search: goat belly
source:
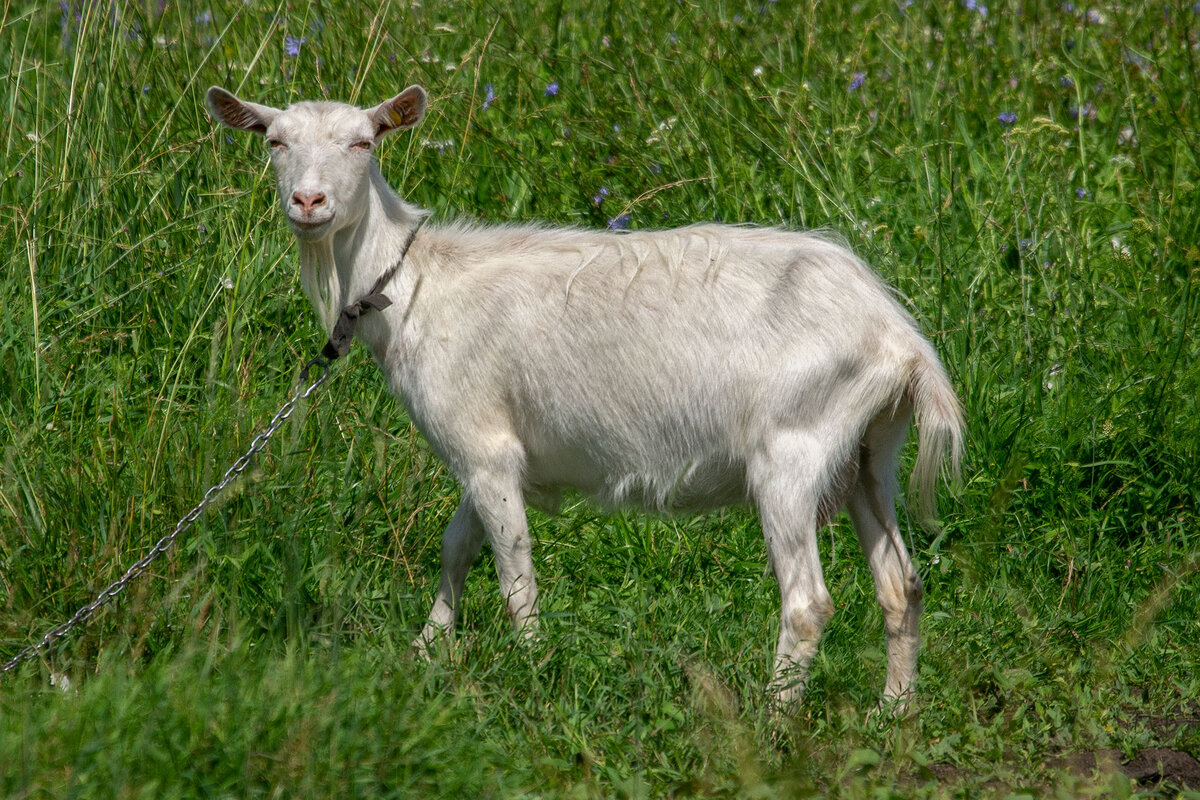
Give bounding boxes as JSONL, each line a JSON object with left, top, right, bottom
{"left": 522, "top": 441, "right": 750, "bottom": 514}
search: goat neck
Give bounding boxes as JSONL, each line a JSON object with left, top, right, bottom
{"left": 297, "top": 164, "right": 427, "bottom": 340}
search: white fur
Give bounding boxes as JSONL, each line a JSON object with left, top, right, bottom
{"left": 208, "top": 85, "right": 964, "bottom": 707}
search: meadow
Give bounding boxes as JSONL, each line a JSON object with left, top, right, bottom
{"left": 2, "top": 0, "right": 1198, "bottom": 796}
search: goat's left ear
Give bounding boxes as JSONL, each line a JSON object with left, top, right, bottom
{"left": 369, "top": 85, "right": 428, "bottom": 138}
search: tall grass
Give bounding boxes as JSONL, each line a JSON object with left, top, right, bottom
{"left": 2, "top": 0, "right": 1198, "bottom": 796}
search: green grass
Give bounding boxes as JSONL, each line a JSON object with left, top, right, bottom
{"left": 2, "top": 0, "right": 1199, "bottom": 796}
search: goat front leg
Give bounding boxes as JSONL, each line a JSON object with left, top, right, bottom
{"left": 466, "top": 468, "right": 539, "bottom": 636}
{"left": 414, "top": 498, "right": 487, "bottom": 650}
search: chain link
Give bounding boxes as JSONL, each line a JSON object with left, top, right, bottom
{"left": 0, "top": 356, "right": 333, "bottom": 677}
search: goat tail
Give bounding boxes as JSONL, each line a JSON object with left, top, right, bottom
{"left": 906, "top": 344, "right": 965, "bottom": 528}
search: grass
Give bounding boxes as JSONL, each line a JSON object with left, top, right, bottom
{"left": 2, "top": 0, "right": 1199, "bottom": 796}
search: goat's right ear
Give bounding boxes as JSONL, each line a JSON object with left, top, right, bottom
{"left": 206, "top": 86, "right": 280, "bottom": 135}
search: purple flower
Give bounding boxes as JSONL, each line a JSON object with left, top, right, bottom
{"left": 1060, "top": 75, "right": 1074, "bottom": 88}
{"left": 1068, "top": 102, "right": 1096, "bottom": 121}
{"left": 849, "top": 71, "right": 866, "bottom": 92}
{"left": 284, "top": 35, "right": 306, "bottom": 57}
{"left": 608, "top": 214, "right": 632, "bottom": 230}
{"left": 1076, "top": 187, "right": 1088, "bottom": 199}
{"left": 196, "top": 10, "right": 213, "bottom": 25}
{"left": 997, "top": 111, "right": 1017, "bottom": 125}
{"left": 593, "top": 187, "right": 609, "bottom": 206}
{"left": 481, "top": 83, "right": 495, "bottom": 110}
{"left": 545, "top": 82, "right": 560, "bottom": 97}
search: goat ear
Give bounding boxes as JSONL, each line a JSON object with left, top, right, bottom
{"left": 369, "top": 85, "right": 428, "bottom": 138}
{"left": 206, "top": 86, "right": 280, "bottom": 135}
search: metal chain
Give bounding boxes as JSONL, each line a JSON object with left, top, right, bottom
{"left": 0, "top": 355, "right": 333, "bottom": 677}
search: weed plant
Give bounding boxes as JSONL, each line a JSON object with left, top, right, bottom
{"left": 1, "top": 0, "right": 1198, "bottom": 796}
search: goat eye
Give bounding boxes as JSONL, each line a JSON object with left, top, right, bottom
{"left": 350, "top": 140, "right": 372, "bottom": 152}
{"left": 267, "top": 139, "right": 286, "bottom": 151}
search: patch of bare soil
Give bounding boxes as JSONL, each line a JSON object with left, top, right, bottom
{"left": 910, "top": 705, "right": 1198, "bottom": 794}
{"left": 927, "top": 747, "right": 1200, "bottom": 793}
{"left": 1120, "top": 748, "right": 1200, "bottom": 790}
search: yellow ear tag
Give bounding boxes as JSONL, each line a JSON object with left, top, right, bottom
{"left": 387, "top": 107, "right": 409, "bottom": 127}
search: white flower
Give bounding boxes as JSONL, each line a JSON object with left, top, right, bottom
{"left": 645, "top": 117, "right": 677, "bottom": 144}
{"left": 421, "top": 137, "right": 455, "bottom": 154}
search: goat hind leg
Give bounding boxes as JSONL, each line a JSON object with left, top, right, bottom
{"left": 849, "top": 419, "right": 924, "bottom": 706}
{"left": 753, "top": 437, "right": 837, "bottom": 706}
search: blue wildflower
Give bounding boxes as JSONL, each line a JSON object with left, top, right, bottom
{"left": 593, "top": 187, "right": 609, "bottom": 206}
{"left": 1060, "top": 75, "right": 1074, "bottom": 88}
{"left": 1068, "top": 102, "right": 1096, "bottom": 121}
{"left": 196, "top": 10, "right": 213, "bottom": 24}
{"left": 608, "top": 214, "right": 632, "bottom": 230}
{"left": 545, "top": 82, "right": 560, "bottom": 97}
{"left": 1076, "top": 187, "right": 1088, "bottom": 199}
{"left": 481, "top": 84, "right": 495, "bottom": 110}
{"left": 997, "top": 111, "right": 1017, "bottom": 126}
{"left": 284, "top": 35, "right": 306, "bottom": 57}
{"left": 849, "top": 71, "right": 866, "bottom": 92}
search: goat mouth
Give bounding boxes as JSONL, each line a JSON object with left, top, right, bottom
{"left": 288, "top": 214, "right": 334, "bottom": 236}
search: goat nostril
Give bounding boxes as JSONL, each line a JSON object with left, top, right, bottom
{"left": 291, "top": 192, "right": 326, "bottom": 212}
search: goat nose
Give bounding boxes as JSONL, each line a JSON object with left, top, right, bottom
{"left": 291, "top": 191, "right": 326, "bottom": 213}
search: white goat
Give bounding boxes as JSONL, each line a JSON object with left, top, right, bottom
{"left": 207, "top": 84, "right": 963, "bottom": 706}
